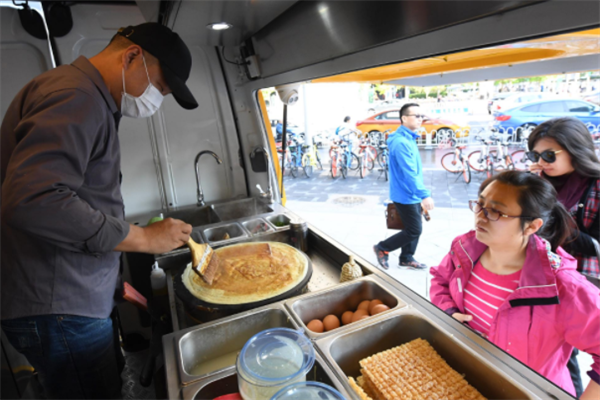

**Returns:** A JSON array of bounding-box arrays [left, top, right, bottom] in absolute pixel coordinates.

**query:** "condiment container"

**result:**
[[340, 255, 362, 283], [289, 220, 308, 252], [236, 328, 315, 400]]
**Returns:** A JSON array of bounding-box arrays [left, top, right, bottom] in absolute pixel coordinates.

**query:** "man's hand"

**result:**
[[115, 218, 192, 254], [143, 218, 192, 254], [452, 312, 473, 323], [421, 197, 434, 211]]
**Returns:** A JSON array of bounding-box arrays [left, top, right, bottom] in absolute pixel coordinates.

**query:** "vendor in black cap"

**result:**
[[1, 23, 197, 398]]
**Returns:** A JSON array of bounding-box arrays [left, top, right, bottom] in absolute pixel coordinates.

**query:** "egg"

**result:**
[[356, 314, 370, 322], [371, 304, 390, 315], [368, 299, 384, 315], [306, 319, 324, 333], [341, 311, 354, 325], [323, 314, 341, 331], [357, 300, 371, 311], [351, 309, 369, 323]]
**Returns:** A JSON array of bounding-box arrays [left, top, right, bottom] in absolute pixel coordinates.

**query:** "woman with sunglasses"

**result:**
[[430, 171, 600, 399], [528, 118, 600, 284], [527, 117, 600, 398]]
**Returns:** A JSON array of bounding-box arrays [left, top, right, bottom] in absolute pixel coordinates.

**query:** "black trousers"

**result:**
[[377, 202, 423, 262]]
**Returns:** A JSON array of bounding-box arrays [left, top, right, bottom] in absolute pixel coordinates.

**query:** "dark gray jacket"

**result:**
[[1, 56, 130, 320]]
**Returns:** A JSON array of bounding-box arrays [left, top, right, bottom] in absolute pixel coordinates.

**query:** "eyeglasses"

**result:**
[[525, 150, 563, 163], [468, 200, 531, 221], [405, 114, 425, 119]]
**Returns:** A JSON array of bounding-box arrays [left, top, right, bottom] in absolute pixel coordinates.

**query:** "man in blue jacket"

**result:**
[[373, 103, 434, 270]]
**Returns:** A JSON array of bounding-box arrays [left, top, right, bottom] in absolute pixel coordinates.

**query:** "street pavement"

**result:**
[[284, 146, 485, 298]]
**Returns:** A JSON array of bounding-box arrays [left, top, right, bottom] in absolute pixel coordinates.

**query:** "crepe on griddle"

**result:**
[[182, 242, 308, 305]]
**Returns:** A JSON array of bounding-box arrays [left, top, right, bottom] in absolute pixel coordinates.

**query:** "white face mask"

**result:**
[[121, 54, 164, 118]]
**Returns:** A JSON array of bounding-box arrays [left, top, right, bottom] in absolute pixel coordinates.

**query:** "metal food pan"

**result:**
[[316, 308, 534, 400], [173, 303, 299, 386], [202, 222, 247, 245], [241, 218, 274, 236], [265, 214, 291, 230], [285, 275, 406, 340], [181, 351, 352, 400]]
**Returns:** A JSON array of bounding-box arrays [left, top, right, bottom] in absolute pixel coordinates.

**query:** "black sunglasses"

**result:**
[[526, 150, 563, 163]]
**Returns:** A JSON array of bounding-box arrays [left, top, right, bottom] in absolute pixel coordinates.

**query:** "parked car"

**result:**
[[488, 93, 513, 114], [493, 98, 600, 139], [493, 92, 553, 115], [355, 110, 470, 138]]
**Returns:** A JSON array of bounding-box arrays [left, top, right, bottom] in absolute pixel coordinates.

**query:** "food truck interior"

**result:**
[[1, 1, 598, 399]]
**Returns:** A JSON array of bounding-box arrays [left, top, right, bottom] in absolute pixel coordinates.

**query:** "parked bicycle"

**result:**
[[468, 134, 514, 178], [441, 144, 471, 184], [301, 137, 323, 177], [357, 137, 376, 178], [329, 137, 342, 179], [376, 140, 389, 181]]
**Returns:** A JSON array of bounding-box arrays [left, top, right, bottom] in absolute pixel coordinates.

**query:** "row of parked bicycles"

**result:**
[[328, 131, 390, 180], [439, 134, 530, 184], [440, 129, 600, 184], [276, 130, 392, 180], [277, 127, 600, 183]]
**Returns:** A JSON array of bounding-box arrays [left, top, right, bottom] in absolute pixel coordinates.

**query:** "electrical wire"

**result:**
[[221, 47, 247, 66]]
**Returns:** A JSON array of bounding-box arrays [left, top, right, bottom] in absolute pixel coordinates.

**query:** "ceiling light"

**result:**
[[207, 22, 232, 31]]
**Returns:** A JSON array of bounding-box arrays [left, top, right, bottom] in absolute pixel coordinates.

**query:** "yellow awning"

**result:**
[[312, 28, 600, 84]]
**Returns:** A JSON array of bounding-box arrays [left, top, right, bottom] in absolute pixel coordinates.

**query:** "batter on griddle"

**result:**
[[182, 242, 308, 304]]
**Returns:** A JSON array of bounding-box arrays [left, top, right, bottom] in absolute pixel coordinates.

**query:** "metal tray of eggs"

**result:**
[[283, 275, 407, 340]]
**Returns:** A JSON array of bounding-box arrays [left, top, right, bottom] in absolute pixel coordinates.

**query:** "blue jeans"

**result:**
[[1, 314, 122, 399]]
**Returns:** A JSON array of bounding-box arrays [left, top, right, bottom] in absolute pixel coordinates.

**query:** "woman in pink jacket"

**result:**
[[430, 170, 600, 399]]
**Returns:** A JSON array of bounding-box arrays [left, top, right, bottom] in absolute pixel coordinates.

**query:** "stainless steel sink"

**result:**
[[164, 206, 221, 227], [212, 198, 273, 221]]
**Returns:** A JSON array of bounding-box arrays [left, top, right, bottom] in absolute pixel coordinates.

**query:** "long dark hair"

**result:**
[[528, 117, 600, 178], [479, 171, 576, 251]]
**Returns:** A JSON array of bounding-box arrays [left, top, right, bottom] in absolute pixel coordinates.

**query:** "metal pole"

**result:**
[[280, 104, 288, 195]]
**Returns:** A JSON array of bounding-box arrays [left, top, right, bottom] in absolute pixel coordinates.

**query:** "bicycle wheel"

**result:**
[[376, 152, 385, 168], [348, 153, 360, 171], [462, 158, 471, 184], [302, 154, 313, 178], [441, 152, 461, 173], [330, 153, 338, 179], [380, 153, 389, 181], [505, 154, 515, 170], [467, 151, 486, 172], [486, 158, 493, 179], [290, 155, 298, 178], [367, 145, 378, 166], [359, 155, 367, 179], [511, 150, 531, 171]]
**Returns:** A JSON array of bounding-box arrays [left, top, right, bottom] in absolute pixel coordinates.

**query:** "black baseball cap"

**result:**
[[117, 23, 198, 110]]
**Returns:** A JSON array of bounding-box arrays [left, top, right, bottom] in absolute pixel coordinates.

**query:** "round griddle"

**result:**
[[173, 245, 313, 323]]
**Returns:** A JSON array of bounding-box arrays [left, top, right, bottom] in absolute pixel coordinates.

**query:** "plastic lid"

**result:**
[[270, 381, 346, 400], [237, 328, 314, 386]]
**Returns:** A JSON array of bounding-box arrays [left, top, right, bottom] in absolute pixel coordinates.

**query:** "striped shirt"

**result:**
[[463, 260, 521, 337]]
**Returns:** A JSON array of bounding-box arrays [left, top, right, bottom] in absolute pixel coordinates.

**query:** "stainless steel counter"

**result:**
[[161, 202, 573, 400]]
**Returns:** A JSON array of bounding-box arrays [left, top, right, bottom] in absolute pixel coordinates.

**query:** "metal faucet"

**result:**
[[252, 146, 274, 205], [194, 150, 222, 206]]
